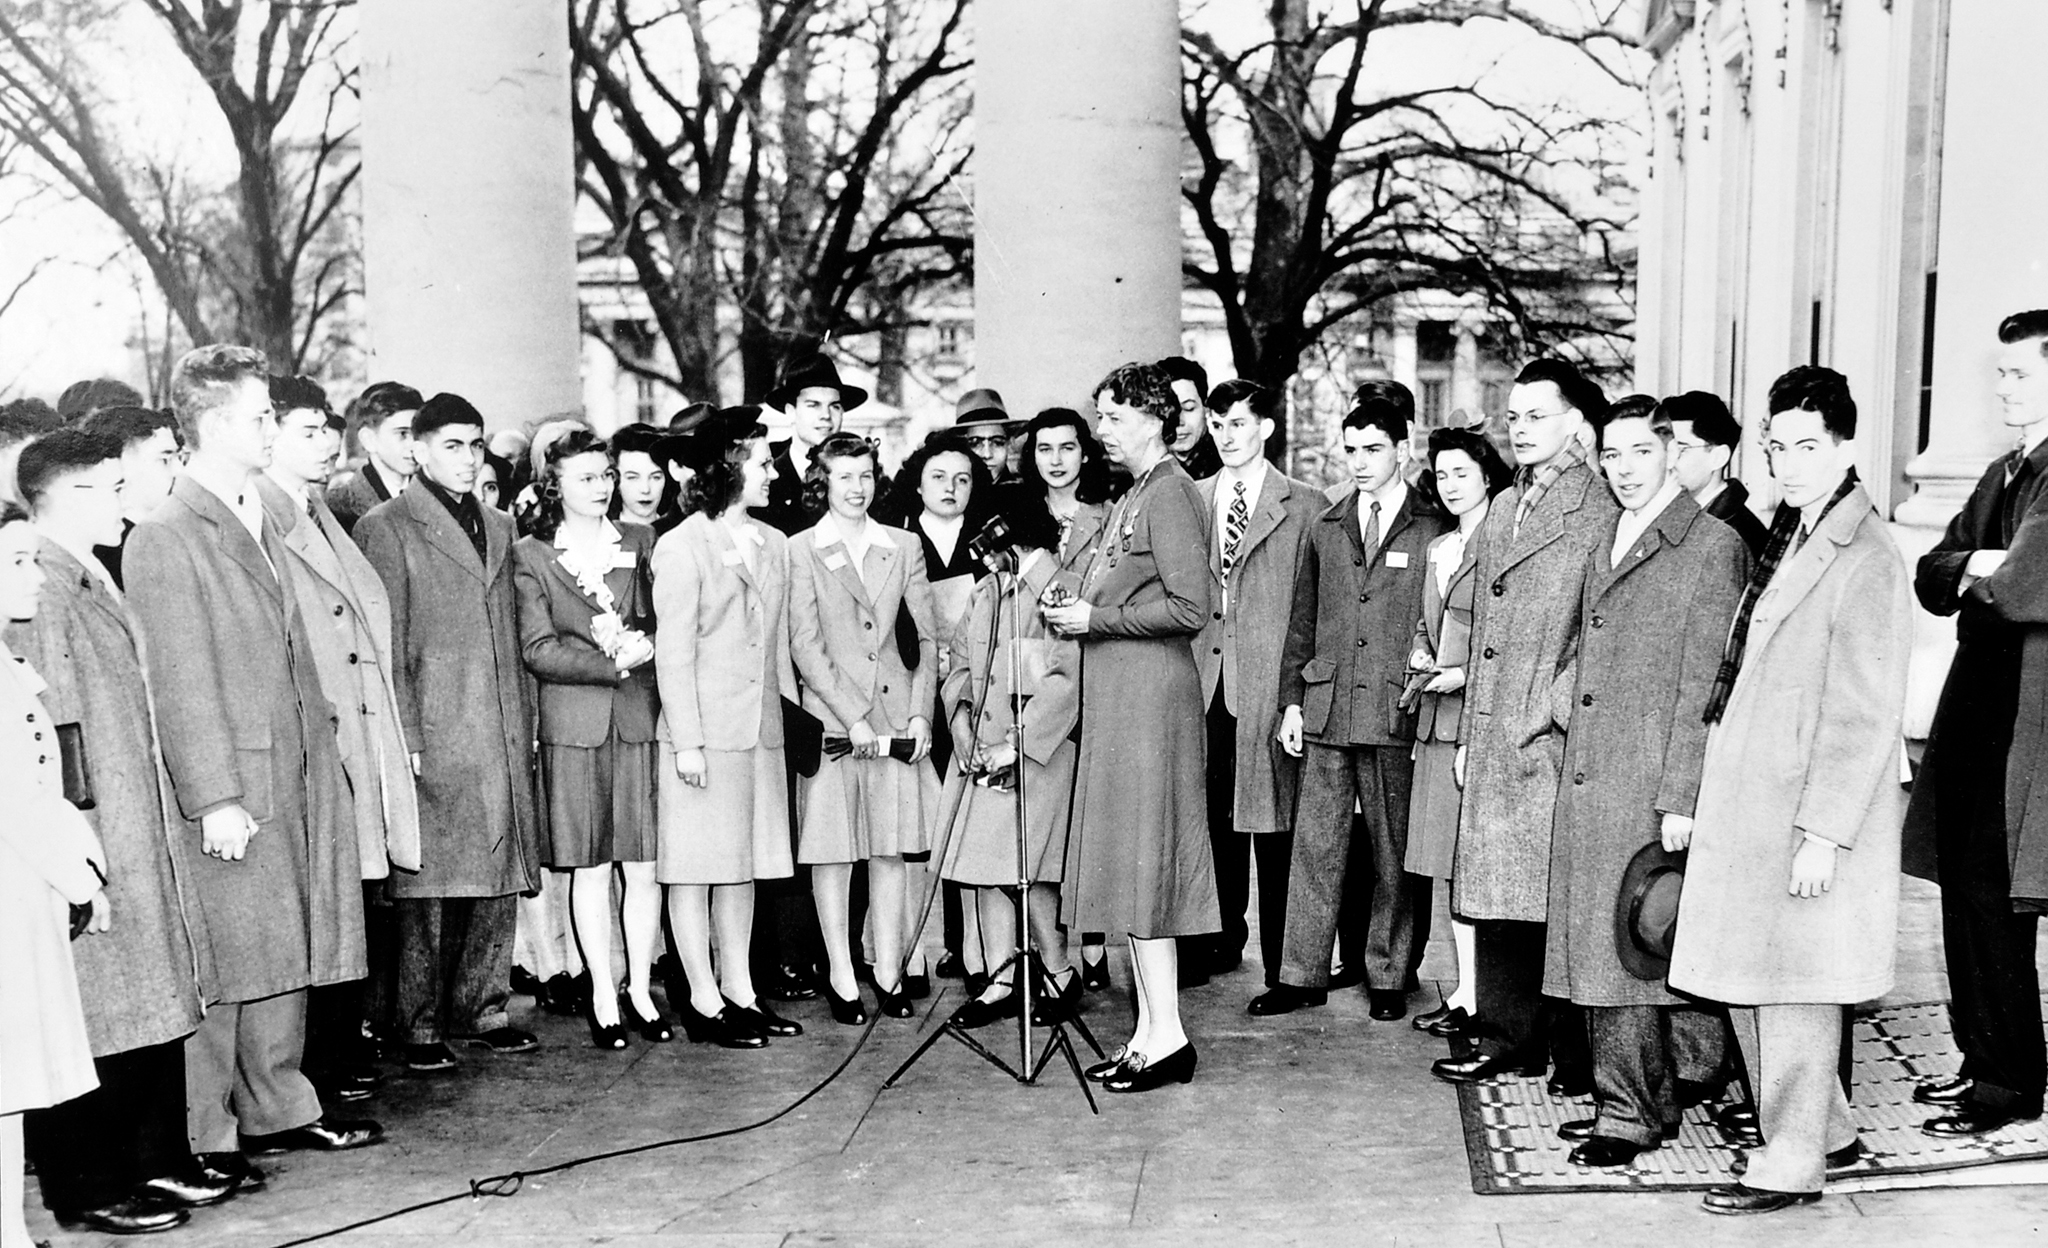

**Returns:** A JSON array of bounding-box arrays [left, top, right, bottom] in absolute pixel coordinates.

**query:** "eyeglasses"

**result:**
[[1504, 408, 1571, 428], [964, 434, 1009, 449]]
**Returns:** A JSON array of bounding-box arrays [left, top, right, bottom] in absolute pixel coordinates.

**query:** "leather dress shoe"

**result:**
[[1431, 1053, 1544, 1085], [1701, 1183, 1821, 1215], [55, 1195, 188, 1235], [1366, 988, 1407, 1021], [1081, 957, 1110, 992], [949, 991, 1021, 1030], [403, 1041, 458, 1072], [1547, 1071, 1594, 1098], [1731, 1138, 1865, 1178], [728, 999, 803, 1037], [458, 1026, 539, 1053], [1412, 1001, 1455, 1031], [510, 964, 544, 999], [242, 1117, 385, 1153], [1568, 1135, 1649, 1168], [677, 1001, 768, 1049], [193, 1152, 267, 1193], [903, 971, 932, 1000], [1084, 1046, 1130, 1082], [962, 971, 992, 999], [1326, 964, 1366, 991], [1246, 985, 1327, 1016], [825, 986, 868, 1026], [1032, 970, 1084, 1026], [1913, 1074, 1975, 1105], [1103, 1044, 1197, 1093], [935, 951, 965, 979], [873, 984, 916, 1019], [621, 993, 675, 1043], [1177, 961, 1211, 989], [1923, 1105, 2040, 1137], [1424, 1008, 1475, 1039], [1561, 1118, 1679, 1144], [762, 963, 820, 1002], [138, 1161, 237, 1207], [541, 972, 585, 1016]]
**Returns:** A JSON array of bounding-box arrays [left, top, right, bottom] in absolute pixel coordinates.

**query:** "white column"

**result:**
[[974, 0, 1182, 419], [359, 0, 581, 431]]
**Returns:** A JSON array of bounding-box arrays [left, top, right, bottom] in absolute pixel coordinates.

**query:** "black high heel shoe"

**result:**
[[873, 984, 916, 1019], [949, 991, 1020, 1030], [586, 1006, 629, 1052], [1103, 1044, 1197, 1093], [620, 993, 673, 1043], [825, 986, 868, 1026], [677, 1000, 767, 1049], [1083, 1045, 1130, 1082], [726, 998, 803, 1037], [1081, 957, 1110, 992], [1032, 968, 1083, 1027]]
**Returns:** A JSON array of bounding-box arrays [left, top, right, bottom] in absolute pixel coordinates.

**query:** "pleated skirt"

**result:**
[[797, 752, 937, 864], [655, 742, 794, 885], [538, 732, 657, 869]]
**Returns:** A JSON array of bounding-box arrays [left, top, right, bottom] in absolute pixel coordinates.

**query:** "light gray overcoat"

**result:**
[[1195, 465, 1317, 834], [1455, 459, 1619, 921], [1668, 487, 1912, 1005], [1542, 494, 1748, 1007]]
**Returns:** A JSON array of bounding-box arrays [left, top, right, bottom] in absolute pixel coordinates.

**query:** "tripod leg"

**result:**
[[884, 1023, 959, 1089], [1031, 1025, 1100, 1114]]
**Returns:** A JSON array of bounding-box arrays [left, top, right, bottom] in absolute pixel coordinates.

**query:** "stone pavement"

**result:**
[[25, 878, 2048, 1247]]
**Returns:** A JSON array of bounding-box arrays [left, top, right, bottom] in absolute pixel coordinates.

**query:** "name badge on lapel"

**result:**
[[1384, 551, 1410, 569], [609, 550, 639, 570], [822, 552, 848, 571], [721, 549, 745, 568]]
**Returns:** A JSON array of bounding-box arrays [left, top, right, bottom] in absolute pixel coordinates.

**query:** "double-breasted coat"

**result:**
[[126, 475, 365, 1002], [1061, 457, 1220, 938], [0, 641, 106, 1113], [1542, 493, 1748, 1007], [259, 477, 422, 879], [1454, 458, 1619, 922], [1195, 465, 1318, 834], [355, 481, 541, 899], [1668, 487, 1912, 1005], [787, 517, 941, 860], [5, 540, 201, 1056]]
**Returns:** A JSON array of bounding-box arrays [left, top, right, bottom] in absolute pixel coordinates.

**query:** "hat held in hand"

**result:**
[[1615, 841, 1686, 981]]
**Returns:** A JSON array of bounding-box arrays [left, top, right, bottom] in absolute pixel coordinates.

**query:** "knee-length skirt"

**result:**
[[538, 730, 657, 869], [1404, 739, 1463, 880], [797, 751, 938, 864], [1061, 635, 1219, 939], [656, 741, 795, 885], [939, 741, 1076, 887]]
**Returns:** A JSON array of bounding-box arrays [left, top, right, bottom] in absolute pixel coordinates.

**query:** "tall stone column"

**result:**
[[359, 0, 581, 431], [974, 0, 1183, 420], [1896, 1, 2048, 529]]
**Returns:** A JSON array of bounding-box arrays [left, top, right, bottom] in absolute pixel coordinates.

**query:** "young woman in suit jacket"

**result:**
[[512, 430, 665, 1051], [650, 415, 804, 1048], [1403, 426, 1514, 1040], [787, 432, 942, 1023]]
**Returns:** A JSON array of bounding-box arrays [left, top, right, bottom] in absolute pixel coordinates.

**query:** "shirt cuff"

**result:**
[[1801, 831, 1843, 851]]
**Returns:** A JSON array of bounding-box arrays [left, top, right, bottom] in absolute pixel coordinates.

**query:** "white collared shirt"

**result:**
[[1611, 479, 1682, 568], [723, 514, 766, 574], [816, 513, 895, 588], [189, 466, 274, 574], [1213, 461, 1266, 554], [1429, 527, 1469, 598], [920, 511, 965, 568]]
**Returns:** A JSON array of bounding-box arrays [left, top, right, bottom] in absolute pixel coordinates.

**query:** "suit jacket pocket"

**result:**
[[1300, 657, 1336, 735]]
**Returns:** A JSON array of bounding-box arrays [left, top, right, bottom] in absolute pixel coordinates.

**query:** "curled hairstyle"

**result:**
[[1424, 425, 1515, 503], [1017, 407, 1114, 504], [169, 344, 269, 447], [1765, 365, 1857, 441], [1093, 362, 1182, 446], [1590, 393, 1669, 453], [525, 427, 612, 542], [875, 431, 993, 529], [679, 429, 768, 520], [802, 430, 882, 520]]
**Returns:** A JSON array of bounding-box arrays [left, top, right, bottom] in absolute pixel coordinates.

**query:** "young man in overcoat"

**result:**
[[1263, 387, 1446, 1020], [355, 393, 542, 1072], [124, 345, 380, 1189], [1434, 358, 1617, 1087], [325, 382, 420, 536], [1670, 366, 1911, 1214], [1190, 378, 1318, 989], [1542, 397, 1748, 1167]]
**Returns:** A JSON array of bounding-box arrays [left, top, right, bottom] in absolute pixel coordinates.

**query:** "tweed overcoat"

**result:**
[[354, 481, 541, 899], [5, 540, 201, 1056], [512, 522, 660, 748], [0, 642, 105, 1113], [126, 476, 365, 1001], [324, 461, 399, 537], [1542, 493, 1748, 1007], [1453, 459, 1619, 921], [1278, 487, 1449, 748], [259, 478, 422, 879], [652, 513, 795, 753], [1195, 465, 1318, 833], [1668, 488, 1911, 1005], [1410, 528, 1481, 744]]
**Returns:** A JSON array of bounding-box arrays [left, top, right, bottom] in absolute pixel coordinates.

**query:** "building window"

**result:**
[[634, 376, 656, 425], [1421, 380, 1447, 427], [936, 323, 962, 359], [1480, 380, 1508, 420]]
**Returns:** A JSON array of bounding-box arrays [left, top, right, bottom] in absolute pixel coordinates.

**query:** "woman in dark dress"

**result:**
[[1042, 362, 1219, 1093]]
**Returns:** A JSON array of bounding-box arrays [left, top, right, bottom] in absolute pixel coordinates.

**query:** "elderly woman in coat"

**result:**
[[1669, 368, 1912, 1216], [0, 505, 112, 1248]]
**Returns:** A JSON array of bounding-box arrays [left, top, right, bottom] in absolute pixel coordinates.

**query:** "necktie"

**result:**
[[306, 494, 318, 520], [1222, 481, 1249, 573], [1361, 499, 1381, 559]]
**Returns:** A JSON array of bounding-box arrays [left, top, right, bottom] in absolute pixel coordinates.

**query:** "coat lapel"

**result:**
[[1494, 467, 1593, 579], [1598, 493, 1705, 602], [1234, 466, 1292, 565], [814, 527, 873, 606], [1317, 489, 1369, 565], [403, 483, 487, 583], [1749, 486, 1873, 651], [38, 540, 134, 645], [174, 477, 282, 603], [1197, 475, 1223, 581]]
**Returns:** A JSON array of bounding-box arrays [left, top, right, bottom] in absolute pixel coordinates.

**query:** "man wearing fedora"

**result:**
[[753, 353, 866, 538], [1669, 366, 1910, 1215], [1541, 396, 1748, 1168], [952, 389, 1019, 487]]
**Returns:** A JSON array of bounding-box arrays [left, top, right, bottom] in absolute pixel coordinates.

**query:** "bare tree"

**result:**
[[0, 0, 359, 371], [571, 0, 971, 405], [1182, 0, 1646, 452]]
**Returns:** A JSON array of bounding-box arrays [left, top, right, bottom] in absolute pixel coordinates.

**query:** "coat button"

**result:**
[[1592, 615, 1604, 629], [1356, 638, 1367, 647], [347, 653, 359, 664], [1354, 558, 1363, 567], [864, 621, 873, 630], [1581, 693, 1593, 707], [881, 684, 890, 694], [1358, 593, 1368, 603], [1492, 582, 1505, 597], [1213, 612, 1222, 621], [33, 731, 41, 740], [333, 604, 344, 616], [867, 653, 877, 662], [1573, 772, 1585, 785], [1483, 647, 1496, 659]]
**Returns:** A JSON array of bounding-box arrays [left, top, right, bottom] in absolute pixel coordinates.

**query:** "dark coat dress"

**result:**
[[126, 476, 365, 1002], [1061, 457, 1220, 939], [354, 481, 542, 899]]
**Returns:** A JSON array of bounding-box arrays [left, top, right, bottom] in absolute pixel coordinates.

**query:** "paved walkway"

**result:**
[[27, 878, 2048, 1247]]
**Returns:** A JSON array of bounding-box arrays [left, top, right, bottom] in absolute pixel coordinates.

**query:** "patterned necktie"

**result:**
[[1361, 499, 1381, 559], [1222, 481, 1249, 573], [305, 494, 318, 520]]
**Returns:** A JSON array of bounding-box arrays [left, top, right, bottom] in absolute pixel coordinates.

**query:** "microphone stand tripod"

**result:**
[[883, 558, 1102, 1111]]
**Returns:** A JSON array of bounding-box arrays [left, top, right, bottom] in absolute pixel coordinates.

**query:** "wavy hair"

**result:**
[[524, 428, 612, 541], [874, 431, 993, 529], [1017, 407, 1115, 505], [801, 430, 883, 520], [1093, 361, 1182, 446]]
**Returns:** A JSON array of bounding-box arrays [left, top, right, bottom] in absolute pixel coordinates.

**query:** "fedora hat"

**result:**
[[953, 388, 1013, 428], [673, 404, 769, 472], [1614, 842, 1687, 981], [767, 353, 867, 413], [666, 401, 717, 434]]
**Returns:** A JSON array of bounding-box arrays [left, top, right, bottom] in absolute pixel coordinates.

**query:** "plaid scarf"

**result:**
[[1703, 469, 1861, 723], [1512, 425, 1595, 535]]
